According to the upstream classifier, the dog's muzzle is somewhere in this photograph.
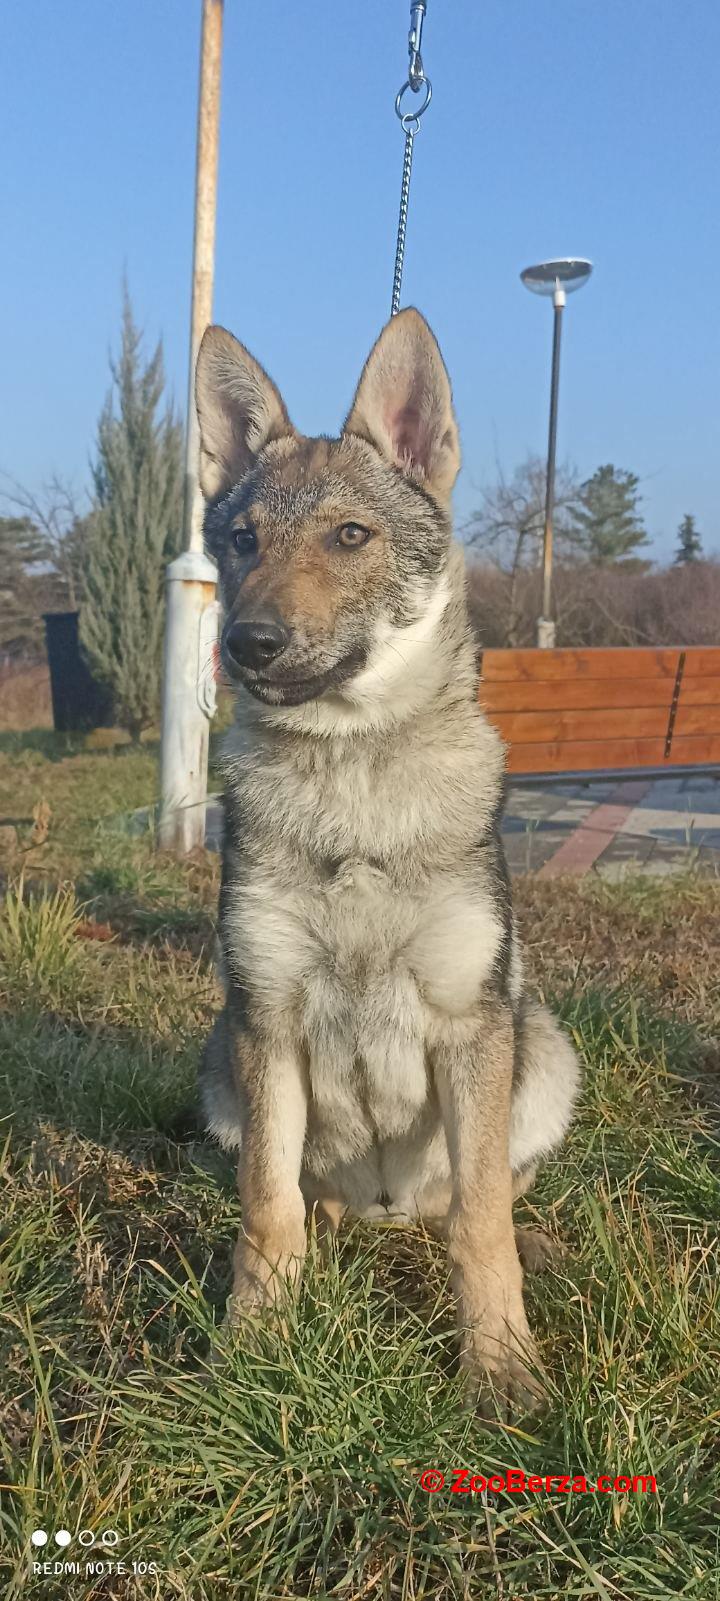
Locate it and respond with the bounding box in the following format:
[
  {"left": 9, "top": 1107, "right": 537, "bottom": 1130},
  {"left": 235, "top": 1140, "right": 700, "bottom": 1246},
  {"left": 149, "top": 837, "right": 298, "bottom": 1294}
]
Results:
[
  {"left": 220, "top": 621, "right": 369, "bottom": 706},
  {"left": 224, "top": 618, "right": 290, "bottom": 673}
]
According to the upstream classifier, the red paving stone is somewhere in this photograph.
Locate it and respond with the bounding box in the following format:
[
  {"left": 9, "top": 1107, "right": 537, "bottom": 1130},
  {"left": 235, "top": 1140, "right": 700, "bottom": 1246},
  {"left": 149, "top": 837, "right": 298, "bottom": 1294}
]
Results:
[{"left": 536, "top": 782, "right": 651, "bottom": 879}]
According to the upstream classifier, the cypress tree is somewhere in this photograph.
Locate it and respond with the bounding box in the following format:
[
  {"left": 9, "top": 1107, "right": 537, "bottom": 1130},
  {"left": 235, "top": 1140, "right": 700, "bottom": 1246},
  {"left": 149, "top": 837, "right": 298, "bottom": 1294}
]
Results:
[{"left": 80, "top": 291, "right": 182, "bottom": 737}]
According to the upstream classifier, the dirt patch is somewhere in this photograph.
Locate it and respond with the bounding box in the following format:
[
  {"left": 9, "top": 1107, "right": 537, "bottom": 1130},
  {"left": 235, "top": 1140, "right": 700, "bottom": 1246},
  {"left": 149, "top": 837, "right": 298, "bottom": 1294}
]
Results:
[{"left": 0, "top": 661, "right": 52, "bottom": 731}]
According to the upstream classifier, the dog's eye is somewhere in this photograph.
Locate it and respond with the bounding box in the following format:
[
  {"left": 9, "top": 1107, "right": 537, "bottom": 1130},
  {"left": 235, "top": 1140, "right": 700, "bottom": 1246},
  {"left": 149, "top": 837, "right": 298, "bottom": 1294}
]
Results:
[
  {"left": 232, "top": 526, "right": 257, "bottom": 556},
  {"left": 335, "top": 523, "right": 371, "bottom": 550}
]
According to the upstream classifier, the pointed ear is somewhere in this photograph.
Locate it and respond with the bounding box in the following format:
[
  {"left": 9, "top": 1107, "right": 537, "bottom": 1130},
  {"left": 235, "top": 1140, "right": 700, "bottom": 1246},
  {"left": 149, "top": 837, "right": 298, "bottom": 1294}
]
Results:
[
  {"left": 343, "top": 308, "right": 461, "bottom": 502},
  {"left": 195, "top": 326, "right": 295, "bottom": 500}
]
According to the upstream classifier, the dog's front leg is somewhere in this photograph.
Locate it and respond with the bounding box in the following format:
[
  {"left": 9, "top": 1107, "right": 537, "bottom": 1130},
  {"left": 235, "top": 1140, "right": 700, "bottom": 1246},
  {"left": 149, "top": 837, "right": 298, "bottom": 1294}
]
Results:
[
  {"left": 227, "top": 1001, "right": 308, "bottom": 1318},
  {"left": 434, "top": 1003, "right": 543, "bottom": 1416}
]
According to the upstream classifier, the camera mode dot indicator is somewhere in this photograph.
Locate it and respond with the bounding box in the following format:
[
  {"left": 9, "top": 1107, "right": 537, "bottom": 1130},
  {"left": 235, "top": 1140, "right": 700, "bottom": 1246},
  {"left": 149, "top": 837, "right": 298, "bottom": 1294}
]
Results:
[
  {"left": 55, "top": 1530, "right": 72, "bottom": 1547},
  {"left": 31, "top": 1530, "right": 48, "bottom": 1547}
]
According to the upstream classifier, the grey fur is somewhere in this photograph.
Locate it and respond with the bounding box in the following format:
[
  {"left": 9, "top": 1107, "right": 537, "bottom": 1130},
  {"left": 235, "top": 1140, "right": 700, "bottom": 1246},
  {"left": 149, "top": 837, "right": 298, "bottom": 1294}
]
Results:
[
  {"left": 201, "top": 534, "right": 580, "bottom": 1218},
  {"left": 195, "top": 310, "right": 581, "bottom": 1412}
]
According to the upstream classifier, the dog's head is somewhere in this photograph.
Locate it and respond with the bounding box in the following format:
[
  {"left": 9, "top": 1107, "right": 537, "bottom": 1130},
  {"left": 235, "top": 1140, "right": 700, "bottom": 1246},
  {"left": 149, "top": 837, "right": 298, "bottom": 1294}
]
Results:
[{"left": 196, "top": 309, "right": 461, "bottom": 714}]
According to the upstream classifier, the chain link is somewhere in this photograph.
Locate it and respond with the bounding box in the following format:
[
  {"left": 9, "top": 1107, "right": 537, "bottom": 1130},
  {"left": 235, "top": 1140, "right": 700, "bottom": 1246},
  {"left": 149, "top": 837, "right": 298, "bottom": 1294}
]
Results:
[
  {"left": 390, "top": 2, "right": 432, "bottom": 317},
  {"left": 391, "top": 125, "right": 416, "bottom": 318}
]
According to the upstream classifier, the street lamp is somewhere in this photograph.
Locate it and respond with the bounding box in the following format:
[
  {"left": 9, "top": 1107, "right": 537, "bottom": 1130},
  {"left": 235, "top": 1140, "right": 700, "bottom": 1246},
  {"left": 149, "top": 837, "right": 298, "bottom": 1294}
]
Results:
[{"left": 520, "top": 257, "right": 593, "bottom": 648}]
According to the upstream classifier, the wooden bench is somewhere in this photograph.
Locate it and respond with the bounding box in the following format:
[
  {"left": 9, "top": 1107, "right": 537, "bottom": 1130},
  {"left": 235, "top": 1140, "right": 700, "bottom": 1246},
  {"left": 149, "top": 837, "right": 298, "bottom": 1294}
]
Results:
[{"left": 478, "top": 646, "right": 720, "bottom": 779}]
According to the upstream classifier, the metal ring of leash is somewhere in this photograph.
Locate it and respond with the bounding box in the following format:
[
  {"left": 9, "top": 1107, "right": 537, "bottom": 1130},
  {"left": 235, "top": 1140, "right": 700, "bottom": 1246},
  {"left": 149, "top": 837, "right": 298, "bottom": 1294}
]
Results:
[{"left": 395, "top": 76, "right": 433, "bottom": 127}]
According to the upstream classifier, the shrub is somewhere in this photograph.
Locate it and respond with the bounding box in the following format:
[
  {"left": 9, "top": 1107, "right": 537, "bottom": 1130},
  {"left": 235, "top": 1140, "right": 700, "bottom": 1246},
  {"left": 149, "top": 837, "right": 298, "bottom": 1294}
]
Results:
[{"left": 466, "top": 556, "right": 720, "bottom": 649}]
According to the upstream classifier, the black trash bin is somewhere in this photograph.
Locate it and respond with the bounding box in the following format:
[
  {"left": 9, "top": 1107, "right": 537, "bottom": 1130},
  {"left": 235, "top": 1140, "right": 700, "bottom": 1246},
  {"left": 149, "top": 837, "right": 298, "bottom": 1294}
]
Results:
[{"left": 43, "top": 612, "right": 113, "bottom": 732}]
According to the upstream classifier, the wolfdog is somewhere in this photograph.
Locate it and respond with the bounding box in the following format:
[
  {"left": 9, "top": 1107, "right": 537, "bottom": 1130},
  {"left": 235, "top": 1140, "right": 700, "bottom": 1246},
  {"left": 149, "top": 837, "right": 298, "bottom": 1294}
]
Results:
[{"left": 195, "top": 308, "right": 580, "bottom": 1413}]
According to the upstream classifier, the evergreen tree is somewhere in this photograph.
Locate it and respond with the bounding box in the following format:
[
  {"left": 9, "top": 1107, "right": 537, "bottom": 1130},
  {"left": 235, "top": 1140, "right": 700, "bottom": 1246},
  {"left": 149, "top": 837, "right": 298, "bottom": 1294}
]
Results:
[
  {"left": 80, "top": 291, "right": 183, "bottom": 736},
  {"left": 569, "top": 464, "right": 649, "bottom": 564},
  {"left": 674, "top": 513, "right": 703, "bottom": 564}
]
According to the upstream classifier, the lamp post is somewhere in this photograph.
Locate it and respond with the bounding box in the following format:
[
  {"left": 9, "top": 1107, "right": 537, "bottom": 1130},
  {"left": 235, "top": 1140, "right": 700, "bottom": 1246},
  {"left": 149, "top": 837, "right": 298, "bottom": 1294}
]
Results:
[{"left": 520, "top": 258, "right": 593, "bottom": 648}]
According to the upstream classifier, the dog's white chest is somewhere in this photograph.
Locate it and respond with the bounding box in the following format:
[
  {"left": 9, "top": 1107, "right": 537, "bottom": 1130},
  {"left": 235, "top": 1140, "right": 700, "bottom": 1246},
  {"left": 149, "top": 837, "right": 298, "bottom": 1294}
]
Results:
[
  {"left": 228, "top": 858, "right": 503, "bottom": 1165},
  {"left": 303, "top": 861, "right": 503, "bottom": 1158},
  {"left": 299, "top": 862, "right": 427, "bottom": 1148}
]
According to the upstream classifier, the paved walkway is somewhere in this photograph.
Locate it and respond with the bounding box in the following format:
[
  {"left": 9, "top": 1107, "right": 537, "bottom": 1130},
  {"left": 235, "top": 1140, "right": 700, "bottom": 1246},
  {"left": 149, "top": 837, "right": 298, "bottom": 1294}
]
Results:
[
  {"left": 205, "top": 774, "right": 720, "bottom": 878},
  {"left": 502, "top": 774, "right": 720, "bottom": 878}
]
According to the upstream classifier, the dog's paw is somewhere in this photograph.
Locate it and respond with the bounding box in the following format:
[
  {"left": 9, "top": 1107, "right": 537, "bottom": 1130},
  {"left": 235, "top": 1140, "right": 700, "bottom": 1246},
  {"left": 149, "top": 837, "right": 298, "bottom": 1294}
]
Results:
[
  {"left": 459, "top": 1293, "right": 545, "bottom": 1419},
  {"left": 463, "top": 1342, "right": 545, "bottom": 1420},
  {"left": 227, "top": 1215, "right": 306, "bottom": 1321},
  {"left": 228, "top": 1251, "right": 303, "bottom": 1321},
  {"left": 208, "top": 1260, "right": 296, "bottom": 1368},
  {"left": 514, "top": 1226, "right": 566, "bottom": 1275}
]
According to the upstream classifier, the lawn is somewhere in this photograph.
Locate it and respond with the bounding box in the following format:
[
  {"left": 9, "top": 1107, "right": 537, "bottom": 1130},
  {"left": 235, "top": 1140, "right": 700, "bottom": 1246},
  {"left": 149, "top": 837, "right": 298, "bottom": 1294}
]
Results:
[{"left": 1, "top": 735, "right": 719, "bottom": 1598}]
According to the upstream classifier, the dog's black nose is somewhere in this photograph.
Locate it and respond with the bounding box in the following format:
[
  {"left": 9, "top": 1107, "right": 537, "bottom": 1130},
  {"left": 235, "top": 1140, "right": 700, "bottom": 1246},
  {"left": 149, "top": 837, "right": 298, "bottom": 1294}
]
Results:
[{"left": 224, "top": 619, "right": 289, "bottom": 671}]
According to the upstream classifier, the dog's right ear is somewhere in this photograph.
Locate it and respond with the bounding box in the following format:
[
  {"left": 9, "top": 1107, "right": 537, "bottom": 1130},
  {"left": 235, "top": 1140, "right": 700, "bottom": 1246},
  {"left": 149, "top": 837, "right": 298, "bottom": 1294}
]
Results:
[{"left": 195, "top": 326, "right": 295, "bottom": 500}]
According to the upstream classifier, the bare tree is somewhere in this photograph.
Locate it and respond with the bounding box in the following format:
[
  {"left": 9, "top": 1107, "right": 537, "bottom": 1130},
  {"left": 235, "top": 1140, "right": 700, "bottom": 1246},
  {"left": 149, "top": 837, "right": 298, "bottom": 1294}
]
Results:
[
  {"left": 0, "top": 473, "right": 90, "bottom": 613},
  {"left": 463, "top": 455, "right": 583, "bottom": 645},
  {"left": 466, "top": 556, "right": 720, "bottom": 649}
]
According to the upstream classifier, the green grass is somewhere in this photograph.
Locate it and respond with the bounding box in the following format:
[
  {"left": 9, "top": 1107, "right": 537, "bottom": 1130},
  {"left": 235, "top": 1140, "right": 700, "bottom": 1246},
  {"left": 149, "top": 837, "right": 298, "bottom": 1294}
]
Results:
[
  {"left": 0, "top": 879, "right": 85, "bottom": 1005},
  {"left": 1, "top": 745, "right": 719, "bottom": 1598},
  {"left": 0, "top": 728, "right": 226, "bottom": 877}
]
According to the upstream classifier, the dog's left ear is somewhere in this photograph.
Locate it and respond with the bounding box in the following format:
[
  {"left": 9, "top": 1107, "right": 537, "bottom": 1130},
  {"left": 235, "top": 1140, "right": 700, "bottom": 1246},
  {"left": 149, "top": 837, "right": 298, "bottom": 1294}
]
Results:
[{"left": 343, "top": 308, "right": 461, "bottom": 502}]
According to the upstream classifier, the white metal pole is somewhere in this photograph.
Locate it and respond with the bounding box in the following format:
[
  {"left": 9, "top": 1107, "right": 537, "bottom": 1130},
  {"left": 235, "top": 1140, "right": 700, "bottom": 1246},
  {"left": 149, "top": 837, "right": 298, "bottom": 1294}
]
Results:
[{"left": 159, "top": 0, "right": 223, "bottom": 852}]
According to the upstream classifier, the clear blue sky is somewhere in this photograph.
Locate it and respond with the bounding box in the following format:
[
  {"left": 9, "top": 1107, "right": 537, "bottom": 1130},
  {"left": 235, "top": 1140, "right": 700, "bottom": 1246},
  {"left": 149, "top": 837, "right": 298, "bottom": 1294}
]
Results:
[{"left": 2, "top": 0, "right": 719, "bottom": 560}]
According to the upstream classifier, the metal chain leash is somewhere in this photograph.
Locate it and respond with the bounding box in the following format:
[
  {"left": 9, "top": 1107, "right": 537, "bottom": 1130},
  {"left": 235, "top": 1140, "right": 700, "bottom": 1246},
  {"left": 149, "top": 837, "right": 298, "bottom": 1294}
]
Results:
[{"left": 391, "top": 2, "right": 432, "bottom": 316}]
